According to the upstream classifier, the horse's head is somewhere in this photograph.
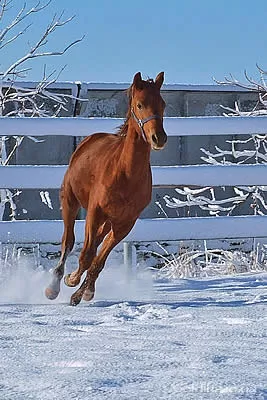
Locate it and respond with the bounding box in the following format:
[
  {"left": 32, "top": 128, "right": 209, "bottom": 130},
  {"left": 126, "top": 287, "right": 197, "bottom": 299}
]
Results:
[{"left": 130, "top": 72, "right": 167, "bottom": 150}]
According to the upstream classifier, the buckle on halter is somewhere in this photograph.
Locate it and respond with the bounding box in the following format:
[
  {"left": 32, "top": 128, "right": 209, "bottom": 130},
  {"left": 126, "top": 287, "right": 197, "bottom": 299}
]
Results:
[{"left": 138, "top": 119, "right": 144, "bottom": 129}]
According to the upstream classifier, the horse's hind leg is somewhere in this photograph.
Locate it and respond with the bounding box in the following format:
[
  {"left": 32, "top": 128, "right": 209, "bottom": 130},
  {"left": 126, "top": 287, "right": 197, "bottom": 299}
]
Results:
[
  {"left": 45, "top": 184, "right": 79, "bottom": 300},
  {"left": 64, "top": 206, "right": 106, "bottom": 289}
]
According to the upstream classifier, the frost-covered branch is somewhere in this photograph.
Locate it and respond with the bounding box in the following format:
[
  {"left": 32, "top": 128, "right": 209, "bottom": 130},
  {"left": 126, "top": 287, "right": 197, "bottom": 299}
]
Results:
[
  {"left": 0, "top": 2, "right": 84, "bottom": 79},
  {"left": 159, "top": 135, "right": 267, "bottom": 218},
  {"left": 214, "top": 67, "right": 266, "bottom": 93},
  {"left": 201, "top": 136, "right": 267, "bottom": 165},
  {"left": 163, "top": 186, "right": 249, "bottom": 216},
  {"left": 0, "top": 1, "right": 51, "bottom": 47}
]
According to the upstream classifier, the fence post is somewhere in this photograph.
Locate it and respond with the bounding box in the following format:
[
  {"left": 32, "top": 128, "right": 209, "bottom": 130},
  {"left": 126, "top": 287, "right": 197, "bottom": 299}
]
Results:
[{"left": 123, "top": 242, "right": 133, "bottom": 269}]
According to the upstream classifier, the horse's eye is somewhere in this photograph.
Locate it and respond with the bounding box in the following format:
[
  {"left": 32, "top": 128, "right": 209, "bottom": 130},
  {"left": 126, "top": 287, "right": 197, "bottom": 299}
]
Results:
[{"left": 137, "top": 103, "right": 142, "bottom": 110}]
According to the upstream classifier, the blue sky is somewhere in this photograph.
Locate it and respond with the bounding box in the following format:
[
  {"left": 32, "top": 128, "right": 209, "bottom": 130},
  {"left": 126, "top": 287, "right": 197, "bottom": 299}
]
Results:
[{"left": 2, "top": 0, "right": 267, "bottom": 84}]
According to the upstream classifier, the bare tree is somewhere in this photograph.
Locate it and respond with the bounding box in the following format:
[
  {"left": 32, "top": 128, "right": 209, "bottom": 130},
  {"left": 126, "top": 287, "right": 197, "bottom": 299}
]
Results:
[
  {"left": 0, "top": 0, "right": 83, "bottom": 117},
  {"left": 214, "top": 64, "right": 267, "bottom": 116},
  {"left": 0, "top": 0, "right": 83, "bottom": 220}
]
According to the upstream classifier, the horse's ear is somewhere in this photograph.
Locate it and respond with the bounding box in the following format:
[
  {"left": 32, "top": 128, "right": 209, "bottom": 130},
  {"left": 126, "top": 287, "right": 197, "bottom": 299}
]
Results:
[
  {"left": 155, "top": 72, "right": 164, "bottom": 89},
  {"left": 133, "top": 72, "right": 143, "bottom": 90}
]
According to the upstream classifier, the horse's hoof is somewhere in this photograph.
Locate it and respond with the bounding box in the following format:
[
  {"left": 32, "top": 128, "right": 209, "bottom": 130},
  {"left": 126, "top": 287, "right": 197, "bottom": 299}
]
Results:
[
  {"left": 82, "top": 289, "right": 95, "bottom": 302},
  {"left": 45, "top": 286, "right": 59, "bottom": 300},
  {"left": 64, "top": 274, "right": 79, "bottom": 287},
  {"left": 70, "top": 294, "right": 82, "bottom": 306}
]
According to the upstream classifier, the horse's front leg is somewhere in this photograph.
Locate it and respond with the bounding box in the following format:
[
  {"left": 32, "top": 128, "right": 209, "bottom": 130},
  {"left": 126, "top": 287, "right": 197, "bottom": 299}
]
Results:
[
  {"left": 70, "top": 220, "right": 135, "bottom": 306},
  {"left": 67, "top": 222, "right": 111, "bottom": 306}
]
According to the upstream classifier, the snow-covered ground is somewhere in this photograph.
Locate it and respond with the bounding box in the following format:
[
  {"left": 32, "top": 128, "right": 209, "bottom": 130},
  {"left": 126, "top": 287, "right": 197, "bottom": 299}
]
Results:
[{"left": 0, "top": 256, "right": 266, "bottom": 400}]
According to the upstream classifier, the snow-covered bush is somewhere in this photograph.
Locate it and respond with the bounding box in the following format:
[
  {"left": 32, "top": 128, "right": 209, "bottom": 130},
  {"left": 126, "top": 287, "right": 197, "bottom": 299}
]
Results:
[{"left": 146, "top": 241, "right": 267, "bottom": 279}]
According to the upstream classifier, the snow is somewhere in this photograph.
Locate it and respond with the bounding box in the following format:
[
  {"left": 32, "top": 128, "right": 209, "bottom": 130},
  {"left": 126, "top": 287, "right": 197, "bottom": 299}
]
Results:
[{"left": 0, "top": 256, "right": 266, "bottom": 400}]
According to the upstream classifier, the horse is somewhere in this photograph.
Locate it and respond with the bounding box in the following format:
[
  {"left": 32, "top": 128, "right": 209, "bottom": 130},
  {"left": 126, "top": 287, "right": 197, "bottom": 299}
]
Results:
[{"left": 45, "top": 71, "right": 167, "bottom": 306}]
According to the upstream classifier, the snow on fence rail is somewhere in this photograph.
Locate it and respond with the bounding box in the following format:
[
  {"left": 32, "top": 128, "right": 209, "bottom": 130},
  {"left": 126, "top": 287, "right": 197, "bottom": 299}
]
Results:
[{"left": 1, "top": 116, "right": 267, "bottom": 249}]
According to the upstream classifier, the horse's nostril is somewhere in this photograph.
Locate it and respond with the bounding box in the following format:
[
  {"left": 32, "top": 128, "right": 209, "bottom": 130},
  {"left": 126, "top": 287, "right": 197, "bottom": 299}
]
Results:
[{"left": 152, "top": 134, "right": 158, "bottom": 144}]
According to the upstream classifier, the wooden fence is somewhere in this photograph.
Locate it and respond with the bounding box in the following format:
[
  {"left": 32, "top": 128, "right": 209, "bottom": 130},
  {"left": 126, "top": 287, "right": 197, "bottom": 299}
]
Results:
[{"left": 1, "top": 115, "right": 267, "bottom": 265}]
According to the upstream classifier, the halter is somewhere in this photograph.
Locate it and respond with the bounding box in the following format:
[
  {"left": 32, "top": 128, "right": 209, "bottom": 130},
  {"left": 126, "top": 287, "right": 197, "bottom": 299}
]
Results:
[{"left": 131, "top": 108, "right": 161, "bottom": 142}]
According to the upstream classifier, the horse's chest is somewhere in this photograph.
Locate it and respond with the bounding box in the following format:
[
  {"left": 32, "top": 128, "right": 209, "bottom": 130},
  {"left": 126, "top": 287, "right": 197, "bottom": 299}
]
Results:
[{"left": 101, "top": 182, "right": 151, "bottom": 219}]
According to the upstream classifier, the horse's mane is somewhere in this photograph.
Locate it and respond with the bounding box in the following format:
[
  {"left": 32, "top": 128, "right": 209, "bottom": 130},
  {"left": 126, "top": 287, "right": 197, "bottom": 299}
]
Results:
[{"left": 116, "top": 77, "right": 155, "bottom": 137}]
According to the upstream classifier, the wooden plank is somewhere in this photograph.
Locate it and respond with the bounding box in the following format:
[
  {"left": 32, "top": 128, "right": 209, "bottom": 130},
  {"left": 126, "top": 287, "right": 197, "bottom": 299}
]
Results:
[
  {"left": 1, "top": 164, "right": 267, "bottom": 189},
  {"left": 1, "top": 116, "right": 267, "bottom": 137},
  {"left": 0, "top": 216, "right": 266, "bottom": 243}
]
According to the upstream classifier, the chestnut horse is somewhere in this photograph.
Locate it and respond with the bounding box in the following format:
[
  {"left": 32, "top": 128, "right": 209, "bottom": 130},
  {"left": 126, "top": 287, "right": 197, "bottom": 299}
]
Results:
[{"left": 45, "top": 72, "right": 167, "bottom": 306}]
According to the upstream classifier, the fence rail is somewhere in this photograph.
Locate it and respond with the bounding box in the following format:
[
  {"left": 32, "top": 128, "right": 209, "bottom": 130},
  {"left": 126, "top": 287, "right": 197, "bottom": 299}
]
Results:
[
  {"left": 1, "top": 116, "right": 267, "bottom": 253},
  {"left": 1, "top": 164, "right": 267, "bottom": 189},
  {"left": 1, "top": 216, "right": 266, "bottom": 244},
  {"left": 1, "top": 115, "right": 267, "bottom": 136}
]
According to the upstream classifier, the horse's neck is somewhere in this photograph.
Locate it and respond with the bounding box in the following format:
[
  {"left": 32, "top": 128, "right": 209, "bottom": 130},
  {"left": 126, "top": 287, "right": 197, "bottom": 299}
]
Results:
[{"left": 119, "top": 124, "right": 151, "bottom": 178}]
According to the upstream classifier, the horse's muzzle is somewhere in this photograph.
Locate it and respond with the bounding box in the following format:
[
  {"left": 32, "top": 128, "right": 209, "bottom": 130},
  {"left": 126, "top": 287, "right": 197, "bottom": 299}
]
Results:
[{"left": 151, "top": 131, "right": 167, "bottom": 150}]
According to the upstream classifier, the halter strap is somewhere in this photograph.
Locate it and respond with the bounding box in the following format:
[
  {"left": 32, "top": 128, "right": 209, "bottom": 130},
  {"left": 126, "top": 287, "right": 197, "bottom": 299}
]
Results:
[{"left": 131, "top": 108, "right": 161, "bottom": 142}]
